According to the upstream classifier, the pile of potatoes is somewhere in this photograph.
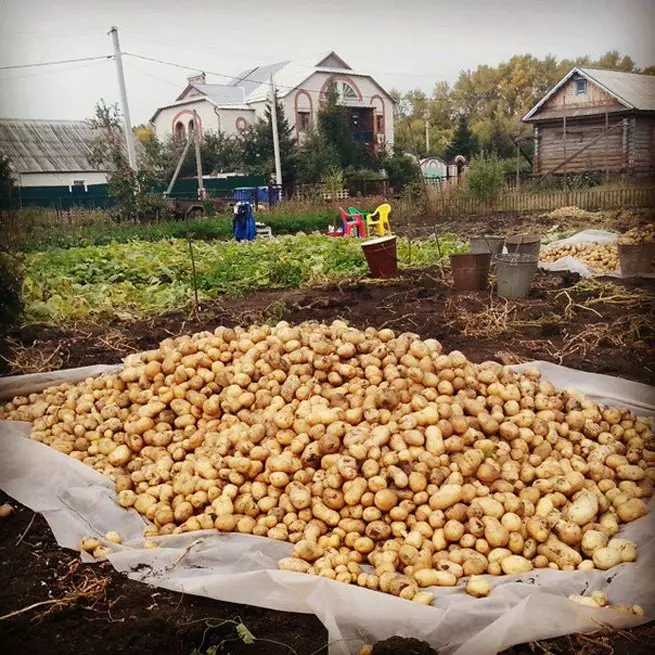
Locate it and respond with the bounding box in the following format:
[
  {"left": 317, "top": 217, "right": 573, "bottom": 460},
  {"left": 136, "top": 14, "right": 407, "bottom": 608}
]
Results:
[
  {"left": 618, "top": 224, "right": 655, "bottom": 246},
  {"left": 1, "top": 321, "right": 653, "bottom": 605},
  {"left": 540, "top": 242, "right": 619, "bottom": 274}
]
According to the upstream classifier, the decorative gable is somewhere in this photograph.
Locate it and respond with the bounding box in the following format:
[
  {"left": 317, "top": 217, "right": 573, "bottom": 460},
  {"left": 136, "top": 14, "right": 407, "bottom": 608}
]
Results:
[
  {"left": 542, "top": 75, "right": 619, "bottom": 111},
  {"left": 317, "top": 52, "right": 351, "bottom": 70}
]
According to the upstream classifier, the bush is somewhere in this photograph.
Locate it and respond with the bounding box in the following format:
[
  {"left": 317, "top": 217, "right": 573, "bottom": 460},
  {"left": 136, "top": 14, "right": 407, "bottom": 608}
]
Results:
[
  {"left": 15, "top": 210, "right": 339, "bottom": 252},
  {"left": 0, "top": 253, "right": 22, "bottom": 328},
  {"left": 465, "top": 153, "right": 505, "bottom": 202}
]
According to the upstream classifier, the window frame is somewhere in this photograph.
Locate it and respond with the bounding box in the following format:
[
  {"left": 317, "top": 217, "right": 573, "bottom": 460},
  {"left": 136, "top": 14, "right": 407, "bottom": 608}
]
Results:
[
  {"left": 297, "top": 110, "right": 311, "bottom": 132},
  {"left": 575, "top": 78, "right": 587, "bottom": 95}
]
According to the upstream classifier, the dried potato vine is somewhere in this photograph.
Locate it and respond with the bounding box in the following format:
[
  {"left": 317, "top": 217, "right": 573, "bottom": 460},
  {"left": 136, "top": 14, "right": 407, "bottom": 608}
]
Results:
[{"left": 1, "top": 321, "right": 653, "bottom": 604}]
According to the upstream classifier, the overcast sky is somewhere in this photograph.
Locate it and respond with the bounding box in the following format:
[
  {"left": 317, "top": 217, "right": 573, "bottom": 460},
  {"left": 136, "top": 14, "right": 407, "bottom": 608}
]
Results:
[{"left": 0, "top": 0, "right": 653, "bottom": 124}]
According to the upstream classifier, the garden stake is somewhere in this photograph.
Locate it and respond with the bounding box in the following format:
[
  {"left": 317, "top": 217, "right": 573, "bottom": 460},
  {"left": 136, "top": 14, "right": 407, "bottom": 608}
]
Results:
[{"left": 187, "top": 234, "right": 200, "bottom": 317}]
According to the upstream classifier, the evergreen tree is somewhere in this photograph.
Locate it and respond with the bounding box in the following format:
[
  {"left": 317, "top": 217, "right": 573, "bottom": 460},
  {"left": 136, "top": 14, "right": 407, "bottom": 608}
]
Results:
[
  {"left": 296, "top": 128, "right": 340, "bottom": 183},
  {"left": 445, "top": 114, "right": 478, "bottom": 161},
  {"left": 317, "top": 82, "right": 360, "bottom": 169},
  {"left": 241, "top": 94, "right": 296, "bottom": 184}
]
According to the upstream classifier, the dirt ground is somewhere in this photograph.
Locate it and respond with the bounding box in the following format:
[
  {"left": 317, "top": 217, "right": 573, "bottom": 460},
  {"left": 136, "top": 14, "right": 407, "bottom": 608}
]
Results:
[
  {"left": 2, "top": 268, "right": 653, "bottom": 384},
  {"left": 1, "top": 220, "right": 654, "bottom": 654},
  {"left": 399, "top": 206, "right": 654, "bottom": 240}
]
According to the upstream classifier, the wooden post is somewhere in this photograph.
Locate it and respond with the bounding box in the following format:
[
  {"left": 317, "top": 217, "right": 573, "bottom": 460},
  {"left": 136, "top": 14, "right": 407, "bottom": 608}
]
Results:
[
  {"left": 562, "top": 95, "right": 568, "bottom": 202},
  {"left": 192, "top": 110, "right": 205, "bottom": 200},
  {"left": 622, "top": 118, "right": 629, "bottom": 169},
  {"left": 604, "top": 110, "right": 609, "bottom": 182},
  {"left": 515, "top": 141, "right": 520, "bottom": 192}
]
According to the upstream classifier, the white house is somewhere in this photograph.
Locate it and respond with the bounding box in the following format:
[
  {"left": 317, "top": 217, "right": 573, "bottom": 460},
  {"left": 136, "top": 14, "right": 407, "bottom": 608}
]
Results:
[
  {"left": 0, "top": 118, "right": 108, "bottom": 188},
  {"left": 150, "top": 51, "right": 394, "bottom": 152}
]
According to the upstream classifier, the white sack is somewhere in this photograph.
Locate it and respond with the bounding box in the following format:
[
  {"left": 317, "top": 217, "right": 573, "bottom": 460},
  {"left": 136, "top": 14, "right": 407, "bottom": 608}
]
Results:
[
  {"left": 1, "top": 360, "right": 654, "bottom": 655},
  {"left": 539, "top": 229, "right": 619, "bottom": 278}
]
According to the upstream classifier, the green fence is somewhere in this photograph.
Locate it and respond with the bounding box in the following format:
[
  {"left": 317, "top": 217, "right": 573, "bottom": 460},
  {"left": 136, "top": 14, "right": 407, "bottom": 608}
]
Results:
[{"left": 11, "top": 175, "right": 268, "bottom": 210}]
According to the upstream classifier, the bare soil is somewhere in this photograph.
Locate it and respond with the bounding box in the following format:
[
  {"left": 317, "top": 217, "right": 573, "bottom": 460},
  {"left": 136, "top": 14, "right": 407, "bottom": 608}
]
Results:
[
  {"left": 1, "top": 252, "right": 654, "bottom": 654},
  {"left": 3, "top": 268, "right": 653, "bottom": 384}
]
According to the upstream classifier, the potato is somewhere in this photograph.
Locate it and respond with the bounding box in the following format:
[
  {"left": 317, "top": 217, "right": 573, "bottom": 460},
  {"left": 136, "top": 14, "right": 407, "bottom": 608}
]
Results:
[
  {"left": 581, "top": 530, "right": 607, "bottom": 557},
  {"left": 564, "top": 492, "right": 598, "bottom": 526},
  {"left": 500, "top": 555, "right": 533, "bottom": 575},
  {"left": 592, "top": 547, "right": 622, "bottom": 570},
  {"left": 607, "top": 538, "right": 637, "bottom": 562},
  {"left": 537, "top": 535, "right": 582, "bottom": 568},
  {"left": 568, "top": 594, "right": 600, "bottom": 608},
  {"left": 278, "top": 557, "right": 312, "bottom": 573},
  {"left": 81, "top": 536, "right": 101, "bottom": 552},
  {"left": 465, "top": 575, "right": 491, "bottom": 598},
  {"left": 616, "top": 498, "right": 647, "bottom": 523},
  {"left": 413, "top": 569, "right": 457, "bottom": 587},
  {"left": 292, "top": 540, "right": 324, "bottom": 562},
  {"left": 428, "top": 484, "right": 462, "bottom": 511}
]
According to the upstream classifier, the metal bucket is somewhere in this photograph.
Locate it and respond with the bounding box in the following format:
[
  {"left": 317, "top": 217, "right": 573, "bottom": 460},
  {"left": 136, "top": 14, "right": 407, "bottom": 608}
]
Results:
[
  {"left": 470, "top": 235, "right": 505, "bottom": 256},
  {"left": 618, "top": 243, "right": 655, "bottom": 277},
  {"left": 495, "top": 253, "right": 539, "bottom": 299},
  {"left": 505, "top": 234, "right": 541, "bottom": 257},
  {"left": 361, "top": 235, "right": 398, "bottom": 278},
  {"left": 449, "top": 253, "right": 492, "bottom": 292}
]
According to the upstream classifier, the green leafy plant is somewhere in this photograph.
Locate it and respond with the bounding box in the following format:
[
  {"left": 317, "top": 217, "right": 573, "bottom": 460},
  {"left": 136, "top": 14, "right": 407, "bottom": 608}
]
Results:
[
  {"left": 465, "top": 153, "right": 505, "bottom": 202},
  {"left": 20, "top": 233, "right": 465, "bottom": 323}
]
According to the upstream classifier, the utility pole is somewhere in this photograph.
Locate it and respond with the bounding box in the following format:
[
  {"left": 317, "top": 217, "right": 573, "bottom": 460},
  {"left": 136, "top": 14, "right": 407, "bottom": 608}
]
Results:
[
  {"left": 109, "top": 26, "right": 137, "bottom": 171},
  {"left": 424, "top": 112, "right": 429, "bottom": 155},
  {"left": 269, "top": 74, "right": 282, "bottom": 187},
  {"left": 192, "top": 110, "right": 205, "bottom": 199}
]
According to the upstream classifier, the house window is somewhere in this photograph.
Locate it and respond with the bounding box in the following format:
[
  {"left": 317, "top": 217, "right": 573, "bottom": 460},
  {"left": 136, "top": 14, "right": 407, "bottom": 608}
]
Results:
[
  {"left": 375, "top": 114, "right": 384, "bottom": 134},
  {"left": 188, "top": 119, "right": 195, "bottom": 137},
  {"left": 71, "top": 179, "right": 87, "bottom": 191},
  {"left": 341, "top": 81, "right": 358, "bottom": 102},
  {"left": 297, "top": 110, "right": 310, "bottom": 132},
  {"left": 174, "top": 121, "right": 186, "bottom": 141},
  {"left": 575, "top": 78, "right": 587, "bottom": 95}
]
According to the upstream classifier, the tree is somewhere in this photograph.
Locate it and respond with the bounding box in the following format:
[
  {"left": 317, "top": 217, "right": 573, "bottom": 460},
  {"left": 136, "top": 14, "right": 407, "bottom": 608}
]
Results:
[
  {"left": 241, "top": 94, "right": 297, "bottom": 184},
  {"left": 296, "top": 128, "right": 340, "bottom": 184},
  {"left": 379, "top": 149, "right": 422, "bottom": 191},
  {"left": 317, "top": 82, "right": 360, "bottom": 169},
  {"left": 465, "top": 153, "right": 505, "bottom": 202},
  {"left": 88, "top": 100, "right": 166, "bottom": 220},
  {"left": 0, "top": 154, "right": 17, "bottom": 211},
  {"left": 445, "top": 114, "right": 478, "bottom": 161}
]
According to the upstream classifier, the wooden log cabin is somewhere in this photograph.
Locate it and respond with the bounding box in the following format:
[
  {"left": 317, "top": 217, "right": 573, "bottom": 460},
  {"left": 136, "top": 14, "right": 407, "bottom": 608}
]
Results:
[{"left": 523, "top": 68, "right": 655, "bottom": 179}]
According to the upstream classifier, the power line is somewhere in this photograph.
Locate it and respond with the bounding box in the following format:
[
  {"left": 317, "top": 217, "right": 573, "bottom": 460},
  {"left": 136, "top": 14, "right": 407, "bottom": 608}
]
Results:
[
  {"left": 0, "top": 58, "right": 110, "bottom": 82},
  {"left": 122, "top": 60, "right": 181, "bottom": 89},
  {"left": 0, "top": 55, "right": 112, "bottom": 71}
]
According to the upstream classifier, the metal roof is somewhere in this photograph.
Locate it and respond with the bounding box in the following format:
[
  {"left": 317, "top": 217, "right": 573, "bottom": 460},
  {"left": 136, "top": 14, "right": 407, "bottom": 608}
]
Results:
[
  {"left": 231, "top": 61, "right": 290, "bottom": 99},
  {"left": 523, "top": 68, "right": 655, "bottom": 122},
  {"left": 0, "top": 118, "right": 103, "bottom": 174},
  {"left": 580, "top": 68, "right": 655, "bottom": 110},
  {"left": 187, "top": 83, "right": 246, "bottom": 106}
]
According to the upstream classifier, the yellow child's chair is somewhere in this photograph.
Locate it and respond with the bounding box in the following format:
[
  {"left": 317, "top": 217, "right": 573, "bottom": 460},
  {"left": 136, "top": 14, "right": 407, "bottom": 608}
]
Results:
[{"left": 366, "top": 203, "right": 392, "bottom": 237}]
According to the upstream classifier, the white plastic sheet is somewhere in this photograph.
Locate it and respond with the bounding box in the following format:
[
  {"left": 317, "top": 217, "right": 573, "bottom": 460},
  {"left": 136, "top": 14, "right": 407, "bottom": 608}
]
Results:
[
  {"left": 1, "top": 361, "right": 654, "bottom": 655},
  {"left": 539, "top": 229, "right": 619, "bottom": 278}
]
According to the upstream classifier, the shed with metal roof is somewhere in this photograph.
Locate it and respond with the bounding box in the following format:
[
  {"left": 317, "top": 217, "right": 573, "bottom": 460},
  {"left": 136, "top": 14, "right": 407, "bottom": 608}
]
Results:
[
  {"left": 522, "top": 68, "right": 655, "bottom": 178},
  {"left": 0, "top": 118, "right": 108, "bottom": 188}
]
